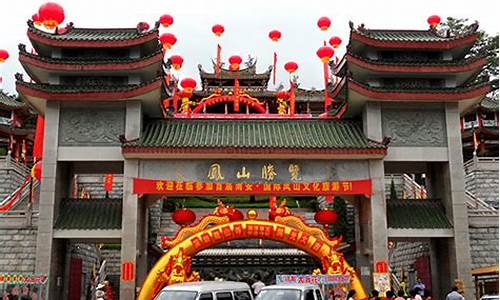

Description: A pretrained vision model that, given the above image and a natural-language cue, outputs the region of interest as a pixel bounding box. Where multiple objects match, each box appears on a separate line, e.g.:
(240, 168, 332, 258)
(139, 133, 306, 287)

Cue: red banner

(133, 178, 371, 196)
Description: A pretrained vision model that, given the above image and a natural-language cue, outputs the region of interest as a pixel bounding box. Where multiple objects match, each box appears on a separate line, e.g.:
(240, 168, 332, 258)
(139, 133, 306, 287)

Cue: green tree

(390, 179, 398, 200)
(439, 17, 499, 94)
(331, 197, 348, 239)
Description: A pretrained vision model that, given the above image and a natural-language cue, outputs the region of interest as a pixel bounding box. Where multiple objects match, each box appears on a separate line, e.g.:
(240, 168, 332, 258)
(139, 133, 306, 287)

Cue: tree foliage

(439, 17, 499, 95)
(331, 197, 348, 239)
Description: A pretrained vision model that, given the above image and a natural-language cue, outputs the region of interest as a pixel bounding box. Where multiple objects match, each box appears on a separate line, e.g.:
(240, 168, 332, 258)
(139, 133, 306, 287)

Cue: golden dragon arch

(138, 207, 367, 300)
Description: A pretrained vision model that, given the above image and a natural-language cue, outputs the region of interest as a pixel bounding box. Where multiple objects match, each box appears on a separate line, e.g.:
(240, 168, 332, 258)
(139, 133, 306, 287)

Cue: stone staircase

(385, 174, 427, 199)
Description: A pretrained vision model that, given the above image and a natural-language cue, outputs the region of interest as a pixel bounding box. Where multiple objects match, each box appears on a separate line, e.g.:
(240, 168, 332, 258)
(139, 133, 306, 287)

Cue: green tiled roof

(387, 199, 452, 229)
(123, 119, 385, 150)
(348, 52, 486, 67)
(20, 47, 163, 64)
(0, 90, 25, 109)
(54, 198, 122, 230)
(351, 78, 490, 94)
(359, 30, 451, 42)
(29, 23, 157, 42)
(16, 77, 160, 94)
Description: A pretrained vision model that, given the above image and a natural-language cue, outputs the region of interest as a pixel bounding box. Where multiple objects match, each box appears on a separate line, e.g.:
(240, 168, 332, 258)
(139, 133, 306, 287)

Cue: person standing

(446, 287, 464, 300)
(413, 278, 425, 296)
(251, 275, 265, 296)
(395, 290, 405, 300)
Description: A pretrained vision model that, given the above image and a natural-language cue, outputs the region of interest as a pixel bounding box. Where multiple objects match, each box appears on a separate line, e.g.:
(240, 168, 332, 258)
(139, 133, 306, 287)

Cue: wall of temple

(469, 225, 499, 269)
(0, 227, 38, 273)
(464, 159, 499, 208)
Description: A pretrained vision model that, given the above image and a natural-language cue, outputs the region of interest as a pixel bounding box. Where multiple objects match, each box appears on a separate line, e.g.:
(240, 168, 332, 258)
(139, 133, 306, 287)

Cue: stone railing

(464, 156, 499, 173)
(465, 190, 498, 216)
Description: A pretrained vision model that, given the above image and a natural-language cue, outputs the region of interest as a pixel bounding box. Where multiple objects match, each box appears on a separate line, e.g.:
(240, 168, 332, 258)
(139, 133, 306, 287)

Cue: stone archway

(138, 210, 367, 300)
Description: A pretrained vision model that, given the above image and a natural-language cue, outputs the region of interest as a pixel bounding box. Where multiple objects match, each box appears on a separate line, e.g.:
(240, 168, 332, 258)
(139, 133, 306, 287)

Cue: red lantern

(104, 174, 114, 193)
(228, 209, 244, 222)
(172, 208, 196, 226)
(276, 90, 290, 100)
(284, 61, 298, 74)
(180, 78, 197, 93)
(317, 17, 331, 31)
(228, 55, 242, 71)
(268, 30, 282, 42)
(32, 14, 42, 26)
(212, 24, 225, 37)
(316, 46, 334, 63)
(314, 209, 337, 225)
(38, 2, 65, 30)
(31, 161, 42, 181)
(0, 49, 9, 63)
(427, 15, 441, 28)
(159, 14, 174, 28)
(160, 33, 177, 50)
(169, 55, 184, 70)
(329, 36, 342, 48)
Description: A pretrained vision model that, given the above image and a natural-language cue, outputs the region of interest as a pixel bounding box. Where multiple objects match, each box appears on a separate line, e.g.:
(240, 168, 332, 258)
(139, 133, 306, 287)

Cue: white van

(154, 281, 254, 300)
(255, 284, 324, 300)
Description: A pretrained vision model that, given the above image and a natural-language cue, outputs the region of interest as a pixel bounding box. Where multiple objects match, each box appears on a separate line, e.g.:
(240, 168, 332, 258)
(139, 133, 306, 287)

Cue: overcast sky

(0, 0, 498, 94)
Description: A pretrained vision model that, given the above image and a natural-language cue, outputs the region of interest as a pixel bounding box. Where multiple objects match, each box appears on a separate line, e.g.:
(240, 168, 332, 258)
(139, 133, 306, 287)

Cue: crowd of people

(1, 285, 41, 300)
(329, 278, 465, 300)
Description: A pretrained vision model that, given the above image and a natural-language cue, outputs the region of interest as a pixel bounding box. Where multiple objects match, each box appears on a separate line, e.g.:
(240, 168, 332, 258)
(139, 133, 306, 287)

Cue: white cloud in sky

(0, 0, 498, 94)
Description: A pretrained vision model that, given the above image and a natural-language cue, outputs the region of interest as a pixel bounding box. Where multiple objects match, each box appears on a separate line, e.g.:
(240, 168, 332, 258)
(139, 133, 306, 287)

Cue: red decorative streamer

(216, 44, 222, 76)
(233, 78, 240, 112)
(33, 115, 44, 161)
(273, 52, 277, 85)
(289, 80, 296, 115)
(173, 85, 179, 113)
(323, 62, 330, 112)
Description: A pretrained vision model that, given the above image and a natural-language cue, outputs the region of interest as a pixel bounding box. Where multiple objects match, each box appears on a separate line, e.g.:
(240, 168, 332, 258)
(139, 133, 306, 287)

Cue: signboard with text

(133, 178, 372, 196)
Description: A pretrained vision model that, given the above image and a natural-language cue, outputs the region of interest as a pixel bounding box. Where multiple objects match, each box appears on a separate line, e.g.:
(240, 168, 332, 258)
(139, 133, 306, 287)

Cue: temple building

(0, 90, 35, 162)
(0, 16, 496, 300)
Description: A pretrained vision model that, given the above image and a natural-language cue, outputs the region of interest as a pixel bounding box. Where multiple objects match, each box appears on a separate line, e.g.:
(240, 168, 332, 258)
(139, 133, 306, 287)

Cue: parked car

(255, 284, 324, 300)
(154, 281, 254, 300)
(480, 295, 499, 300)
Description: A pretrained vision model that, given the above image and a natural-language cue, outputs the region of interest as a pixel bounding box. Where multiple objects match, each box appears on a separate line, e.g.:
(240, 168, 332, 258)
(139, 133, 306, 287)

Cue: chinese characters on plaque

(208, 162, 300, 182)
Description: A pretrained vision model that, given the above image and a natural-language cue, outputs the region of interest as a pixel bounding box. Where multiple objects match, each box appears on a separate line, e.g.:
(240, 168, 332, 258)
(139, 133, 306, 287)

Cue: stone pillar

(429, 239, 441, 300)
(354, 197, 372, 289)
(120, 101, 143, 299)
(362, 102, 389, 282)
(443, 102, 474, 299)
(35, 101, 66, 299)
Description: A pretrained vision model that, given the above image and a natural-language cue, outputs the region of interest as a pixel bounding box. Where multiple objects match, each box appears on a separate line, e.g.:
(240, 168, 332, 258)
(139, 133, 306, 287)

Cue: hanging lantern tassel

(233, 78, 240, 112)
(216, 44, 222, 76)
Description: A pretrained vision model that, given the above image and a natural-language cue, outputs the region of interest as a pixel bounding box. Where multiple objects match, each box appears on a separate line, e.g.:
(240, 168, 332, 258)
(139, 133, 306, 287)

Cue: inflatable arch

(138, 209, 367, 300)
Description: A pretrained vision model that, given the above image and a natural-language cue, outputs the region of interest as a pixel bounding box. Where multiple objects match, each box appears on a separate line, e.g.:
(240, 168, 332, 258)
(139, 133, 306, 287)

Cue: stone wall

(0, 227, 37, 273)
(75, 174, 123, 199)
(0, 167, 27, 201)
(469, 225, 499, 269)
(465, 169, 499, 208)
(389, 241, 430, 274)
(100, 249, 121, 275)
